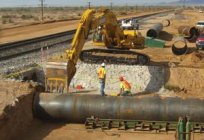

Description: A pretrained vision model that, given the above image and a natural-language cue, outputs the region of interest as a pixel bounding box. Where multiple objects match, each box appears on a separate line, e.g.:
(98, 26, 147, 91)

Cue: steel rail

(0, 30, 75, 60)
(0, 10, 173, 61)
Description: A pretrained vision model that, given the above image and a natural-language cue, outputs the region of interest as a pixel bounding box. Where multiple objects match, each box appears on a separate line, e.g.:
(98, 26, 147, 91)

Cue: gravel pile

(0, 42, 68, 75)
(1, 34, 73, 59)
(71, 62, 167, 93)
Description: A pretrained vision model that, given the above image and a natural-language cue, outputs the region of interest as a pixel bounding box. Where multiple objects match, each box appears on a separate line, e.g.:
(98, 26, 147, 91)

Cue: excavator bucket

(45, 61, 76, 93)
(45, 62, 68, 93)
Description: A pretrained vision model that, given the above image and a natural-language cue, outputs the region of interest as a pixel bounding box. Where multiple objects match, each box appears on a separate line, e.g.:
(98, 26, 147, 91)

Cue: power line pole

(110, 2, 113, 10)
(135, 5, 138, 11)
(183, 0, 186, 8)
(125, 3, 128, 13)
(88, 2, 91, 9)
(40, 0, 45, 22)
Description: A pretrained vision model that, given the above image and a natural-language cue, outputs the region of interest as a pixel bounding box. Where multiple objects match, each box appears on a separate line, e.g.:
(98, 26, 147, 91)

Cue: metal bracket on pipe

(85, 117, 204, 133)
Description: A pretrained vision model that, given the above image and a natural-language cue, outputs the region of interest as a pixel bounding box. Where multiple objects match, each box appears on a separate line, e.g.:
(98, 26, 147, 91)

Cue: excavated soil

(181, 51, 204, 63)
(0, 68, 204, 140)
(0, 80, 39, 140)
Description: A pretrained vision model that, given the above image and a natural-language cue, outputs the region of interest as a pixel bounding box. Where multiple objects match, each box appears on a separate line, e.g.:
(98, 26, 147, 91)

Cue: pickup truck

(196, 32, 204, 50)
(121, 18, 139, 30)
(196, 21, 204, 28)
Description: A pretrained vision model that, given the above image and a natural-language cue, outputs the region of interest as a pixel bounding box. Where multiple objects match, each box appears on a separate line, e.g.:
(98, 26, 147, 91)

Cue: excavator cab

(92, 25, 145, 49)
(92, 26, 105, 46)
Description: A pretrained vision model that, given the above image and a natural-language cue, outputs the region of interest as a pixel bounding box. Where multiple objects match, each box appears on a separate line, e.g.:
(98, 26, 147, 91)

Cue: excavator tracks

(80, 48, 150, 65)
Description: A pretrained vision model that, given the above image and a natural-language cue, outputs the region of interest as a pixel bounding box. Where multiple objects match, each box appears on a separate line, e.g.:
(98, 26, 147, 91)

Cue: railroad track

(0, 30, 76, 60)
(0, 10, 173, 61)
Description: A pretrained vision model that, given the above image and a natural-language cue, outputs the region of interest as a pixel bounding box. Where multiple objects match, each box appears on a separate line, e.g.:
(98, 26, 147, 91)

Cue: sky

(0, 0, 177, 7)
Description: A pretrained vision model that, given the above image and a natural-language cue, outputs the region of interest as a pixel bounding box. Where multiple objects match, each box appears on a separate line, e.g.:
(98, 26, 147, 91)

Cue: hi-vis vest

(98, 67, 106, 79)
(121, 80, 131, 91)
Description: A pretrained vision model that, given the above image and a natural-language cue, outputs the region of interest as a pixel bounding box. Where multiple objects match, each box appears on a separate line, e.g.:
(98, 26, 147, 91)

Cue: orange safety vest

(98, 67, 106, 79)
(122, 80, 131, 91)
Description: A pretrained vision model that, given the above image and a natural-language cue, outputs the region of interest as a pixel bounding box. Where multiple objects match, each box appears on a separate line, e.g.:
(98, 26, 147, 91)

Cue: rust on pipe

(33, 93, 204, 123)
(162, 19, 170, 27)
(178, 26, 199, 40)
(172, 36, 188, 55)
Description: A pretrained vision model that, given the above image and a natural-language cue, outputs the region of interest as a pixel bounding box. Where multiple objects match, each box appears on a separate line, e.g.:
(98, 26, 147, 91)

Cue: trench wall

(167, 67, 204, 91)
(71, 62, 204, 93)
(71, 63, 168, 93)
(0, 84, 36, 140)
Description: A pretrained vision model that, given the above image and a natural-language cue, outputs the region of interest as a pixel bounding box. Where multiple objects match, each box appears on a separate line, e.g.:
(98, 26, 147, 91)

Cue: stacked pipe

(146, 20, 170, 38)
(172, 36, 188, 55)
(178, 26, 199, 41)
(34, 93, 204, 123)
(162, 19, 171, 27)
(146, 23, 163, 38)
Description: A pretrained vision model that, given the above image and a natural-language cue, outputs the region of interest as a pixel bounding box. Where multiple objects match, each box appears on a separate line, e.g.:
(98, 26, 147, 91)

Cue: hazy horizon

(0, 0, 178, 7)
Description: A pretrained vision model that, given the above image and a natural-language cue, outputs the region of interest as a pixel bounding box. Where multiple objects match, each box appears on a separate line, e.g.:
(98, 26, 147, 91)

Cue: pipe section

(146, 23, 163, 38)
(33, 93, 204, 123)
(162, 19, 171, 27)
(172, 36, 188, 55)
(178, 26, 199, 40)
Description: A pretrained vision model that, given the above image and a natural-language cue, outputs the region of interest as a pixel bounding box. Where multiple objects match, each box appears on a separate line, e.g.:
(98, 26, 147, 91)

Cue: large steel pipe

(33, 93, 204, 123)
(197, 27, 204, 34)
(178, 26, 199, 40)
(172, 36, 188, 55)
(146, 23, 163, 38)
(162, 19, 170, 27)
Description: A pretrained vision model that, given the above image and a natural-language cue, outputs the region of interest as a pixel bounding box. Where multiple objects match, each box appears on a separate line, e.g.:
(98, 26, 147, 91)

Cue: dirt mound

(167, 67, 204, 96)
(0, 80, 38, 140)
(181, 51, 204, 63)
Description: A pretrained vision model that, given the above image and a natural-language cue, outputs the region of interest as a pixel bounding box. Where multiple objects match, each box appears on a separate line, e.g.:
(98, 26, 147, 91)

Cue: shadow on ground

(158, 31, 173, 41)
(145, 62, 170, 93)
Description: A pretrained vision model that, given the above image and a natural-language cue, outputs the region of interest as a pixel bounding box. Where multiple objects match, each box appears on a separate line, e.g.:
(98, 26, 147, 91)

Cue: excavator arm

(45, 9, 124, 93)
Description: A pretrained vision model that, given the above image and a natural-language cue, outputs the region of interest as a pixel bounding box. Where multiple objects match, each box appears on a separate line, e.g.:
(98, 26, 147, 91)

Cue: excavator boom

(45, 9, 123, 93)
(45, 9, 149, 94)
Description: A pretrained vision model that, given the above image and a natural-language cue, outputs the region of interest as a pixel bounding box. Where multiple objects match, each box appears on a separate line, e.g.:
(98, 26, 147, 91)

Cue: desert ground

(0, 6, 169, 44)
(0, 6, 204, 140)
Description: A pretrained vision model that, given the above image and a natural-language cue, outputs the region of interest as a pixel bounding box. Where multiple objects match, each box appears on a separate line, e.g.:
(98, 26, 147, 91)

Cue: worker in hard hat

(94, 26, 103, 42)
(118, 76, 131, 96)
(97, 63, 106, 96)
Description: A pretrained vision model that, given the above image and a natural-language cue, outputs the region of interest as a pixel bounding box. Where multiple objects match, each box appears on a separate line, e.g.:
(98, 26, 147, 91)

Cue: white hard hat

(101, 63, 105, 67)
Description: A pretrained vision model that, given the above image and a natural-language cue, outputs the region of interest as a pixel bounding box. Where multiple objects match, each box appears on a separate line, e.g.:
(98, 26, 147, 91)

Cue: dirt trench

(0, 80, 40, 140)
(0, 64, 204, 140)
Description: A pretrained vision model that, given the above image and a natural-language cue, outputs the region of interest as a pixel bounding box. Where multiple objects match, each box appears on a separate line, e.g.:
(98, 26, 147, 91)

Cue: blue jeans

(99, 79, 105, 96)
(121, 91, 131, 96)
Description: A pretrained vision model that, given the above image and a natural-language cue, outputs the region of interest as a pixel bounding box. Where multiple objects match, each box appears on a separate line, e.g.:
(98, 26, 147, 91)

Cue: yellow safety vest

(97, 67, 106, 79)
(120, 80, 131, 91)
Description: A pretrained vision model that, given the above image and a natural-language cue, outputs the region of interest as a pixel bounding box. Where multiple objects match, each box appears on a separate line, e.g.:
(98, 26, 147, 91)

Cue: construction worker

(97, 62, 106, 96)
(94, 26, 103, 42)
(118, 76, 131, 96)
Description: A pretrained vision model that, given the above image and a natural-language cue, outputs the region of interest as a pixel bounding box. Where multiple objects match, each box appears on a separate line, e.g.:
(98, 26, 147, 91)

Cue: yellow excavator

(45, 9, 149, 93)
(92, 25, 144, 49)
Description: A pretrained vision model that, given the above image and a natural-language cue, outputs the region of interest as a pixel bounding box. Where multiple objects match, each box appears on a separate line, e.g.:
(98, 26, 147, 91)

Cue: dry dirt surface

(130, 9, 204, 68)
(18, 121, 204, 140)
(0, 80, 38, 140)
(0, 10, 168, 44)
(1, 9, 204, 140)
(0, 78, 204, 140)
